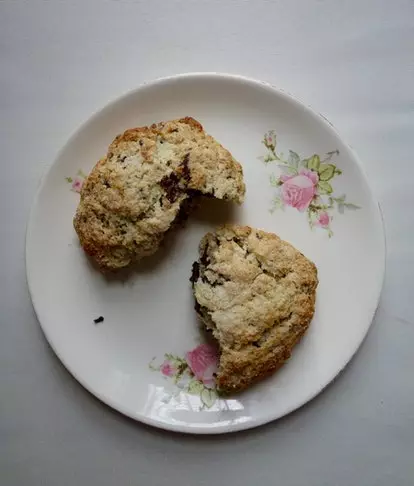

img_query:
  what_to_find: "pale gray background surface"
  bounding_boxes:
[1,0,413,485]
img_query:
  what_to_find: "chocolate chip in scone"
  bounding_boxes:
[159,172,181,203]
[159,156,192,203]
[180,153,191,182]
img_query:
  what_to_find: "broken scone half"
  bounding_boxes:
[190,225,318,393]
[74,117,245,270]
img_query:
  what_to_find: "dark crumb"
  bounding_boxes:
[93,316,104,324]
[190,261,200,283]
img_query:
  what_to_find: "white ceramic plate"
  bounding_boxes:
[26,73,385,434]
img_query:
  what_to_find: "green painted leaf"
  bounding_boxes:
[269,174,281,187]
[264,154,276,163]
[326,150,340,157]
[270,196,284,213]
[335,194,346,203]
[288,150,300,168]
[318,181,333,195]
[200,388,217,408]
[187,379,204,395]
[318,163,336,181]
[164,353,188,371]
[343,203,360,210]
[148,358,160,372]
[65,177,73,183]
[307,154,320,171]
[279,164,290,175]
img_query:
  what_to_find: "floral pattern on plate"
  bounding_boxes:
[150,343,219,409]
[65,170,86,193]
[260,131,360,236]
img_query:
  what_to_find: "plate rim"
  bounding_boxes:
[25,72,386,434]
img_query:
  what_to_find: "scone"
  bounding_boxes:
[190,225,318,393]
[74,117,245,270]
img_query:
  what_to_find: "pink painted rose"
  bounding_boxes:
[265,132,276,147]
[160,360,175,377]
[317,211,330,227]
[280,168,318,211]
[185,343,218,387]
[72,177,83,193]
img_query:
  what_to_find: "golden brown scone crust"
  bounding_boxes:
[191,225,318,393]
[74,118,245,270]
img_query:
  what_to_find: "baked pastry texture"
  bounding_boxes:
[190,225,318,393]
[74,117,245,270]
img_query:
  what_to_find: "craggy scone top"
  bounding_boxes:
[74,117,245,270]
[191,225,318,393]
